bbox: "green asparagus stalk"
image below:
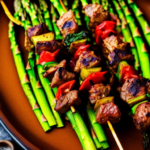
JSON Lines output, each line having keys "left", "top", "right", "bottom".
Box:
{"left": 72, "top": 0, "right": 82, "bottom": 26}
{"left": 35, "top": 54, "right": 64, "bottom": 127}
{"left": 50, "top": 0, "right": 66, "bottom": 16}
{"left": 33, "top": 2, "right": 44, "bottom": 23}
{"left": 73, "top": 111, "right": 97, "bottom": 150}
{"left": 38, "top": 0, "right": 53, "bottom": 31}
{"left": 18, "top": 0, "right": 57, "bottom": 127}
{"left": 21, "top": 0, "right": 38, "bottom": 26}
{"left": 101, "top": 0, "right": 108, "bottom": 10}
{"left": 112, "top": 0, "right": 150, "bottom": 79}
{"left": 86, "top": 108, "right": 107, "bottom": 142}
{"left": 80, "top": 0, "right": 88, "bottom": 6}
{"left": 26, "top": 52, "right": 56, "bottom": 126}
{"left": 91, "top": 128, "right": 102, "bottom": 149}
{"left": 109, "top": 2, "right": 140, "bottom": 70}
{"left": 8, "top": 20, "right": 50, "bottom": 131}
{"left": 66, "top": 110, "right": 86, "bottom": 150}
{"left": 50, "top": 4, "right": 62, "bottom": 39}
{"left": 62, "top": 0, "right": 68, "bottom": 10}
{"left": 126, "top": 0, "right": 150, "bottom": 47}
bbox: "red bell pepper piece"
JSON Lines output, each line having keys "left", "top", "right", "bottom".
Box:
{"left": 79, "top": 71, "right": 107, "bottom": 91}
{"left": 95, "top": 21, "right": 116, "bottom": 45}
{"left": 74, "top": 44, "right": 91, "bottom": 60}
{"left": 121, "top": 66, "right": 139, "bottom": 83}
{"left": 38, "top": 49, "right": 59, "bottom": 64}
{"left": 55, "top": 80, "right": 76, "bottom": 100}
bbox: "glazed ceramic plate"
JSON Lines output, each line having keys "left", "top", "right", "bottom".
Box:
{"left": 0, "top": 0, "right": 150, "bottom": 150}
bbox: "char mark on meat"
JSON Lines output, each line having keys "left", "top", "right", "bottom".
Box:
{"left": 74, "top": 51, "right": 101, "bottom": 73}
{"left": 96, "top": 102, "right": 121, "bottom": 124}
{"left": 36, "top": 40, "right": 63, "bottom": 54}
{"left": 133, "top": 102, "right": 150, "bottom": 132}
{"left": 89, "top": 84, "right": 111, "bottom": 104}
{"left": 103, "top": 35, "right": 129, "bottom": 53}
{"left": 84, "top": 4, "right": 110, "bottom": 32}
{"left": 108, "top": 48, "right": 134, "bottom": 66}
{"left": 55, "top": 90, "right": 81, "bottom": 114}
{"left": 27, "top": 23, "right": 49, "bottom": 40}
{"left": 50, "top": 67, "right": 76, "bottom": 88}
{"left": 120, "top": 78, "right": 146, "bottom": 103}
{"left": 56, "top": 10, "right": 79, "bottom": 38}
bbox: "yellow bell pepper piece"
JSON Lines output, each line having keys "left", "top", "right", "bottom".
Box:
{"left": 94, "top": 96, "right": 114, "bottom": 111}
{"left": 31, "top": 32, "right": 55, "bottom": 46}
{"left": 80, "top": 67, "right": 102, "bottom": 80}
{"left": 69, "top": 39, "right": 87, "bottom": 55}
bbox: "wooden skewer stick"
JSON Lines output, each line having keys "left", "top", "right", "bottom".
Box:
{"left": 0, "top": 0, "right": 22, "bottom": 26}
{"left": 70, "top": 106, "right": 76, "bottom": 113}
{"left": 107, "top": 120, "right": 124, "bottom": 150}
{"left": 59, "top": 0, "right": 67, "bottom": 12}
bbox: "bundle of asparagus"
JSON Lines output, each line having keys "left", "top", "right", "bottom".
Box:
{"left": 1, "top": 0, "right": 150, "bottom": 149}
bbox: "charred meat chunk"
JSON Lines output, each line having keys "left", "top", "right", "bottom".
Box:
{"left": 133, "top": 102, "right": 150, "bottom": 132}
{"left": 84, "top": 4, "right": 109, "bottom": 32}
{"left": 144, "top": 79, "right": 150, "bottom": 95}
{"left": 27, "top": 23, "right": 49, "bottom": 40}
{"left": 56, "top": 10, "right": 79, "bottom": 38}
{"left": 50, "top": 67, "right": 75, "bottom": 88}
{"left": 103, "top": 35, "right": 128, "bottom": 52}
{"left": 74, "top": 51, "right": 101, "bottom": 73}
{"left": 55, "top": 90, "right": 81, "bottom": 114}
{"left": 89, "top": 84, "right": 111, "bottom": 104}
{"left": 35, "top": 40, "right": 64, "bottom": 54}
{"left": 108, "top": 48, "right": 134, "bottom": 66}
{"left": 120, "top": 78, "right": 146, "bottom": 103}
{"left": 96, "top": 102, "right": 121, "bottom": 124}
{"left": 43, "top": 60, "right": 66, "bottom": 77}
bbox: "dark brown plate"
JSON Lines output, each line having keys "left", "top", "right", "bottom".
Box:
{"left": 0, "top": 0, "right": 150, "bottom": 150}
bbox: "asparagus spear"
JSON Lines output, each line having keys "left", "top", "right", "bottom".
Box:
{"left": 33, "top": 2, "right": 44, "bottom": 23}
{"left": 108, "top": 1, "right": 140, "bottom": 70}
{"left": 126, "top": 0, "right": 150, "bottom": 47}
{"left": 50, "top": 4, "right": 62, "bottom": 40}
{"left": 72, "top": 0, "right": 82, "bottom": 26}
{"left": 35, "top": 54, "right": 64, "bottom": 127}
{"left": 8, "top": 19, "right": 50, "bottom": 131}
{"left": 50, "top": 0, "right": 66, "bottom": 16}
{"left": 62, "top": 0, "right": 69, "bottom": 10}
{"left": 118, "top": 0, "right": 150, "bottom": 78}
{"left": 38, "top": 0, "right": 53, "bottom": 31}
{"left": 112, "top": 0, "right": 150, "bottom": 79}
{"left": 18, "top": 0, "right": 57, "bottom": 127}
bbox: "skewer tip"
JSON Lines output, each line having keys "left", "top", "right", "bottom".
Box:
{"left": 107, "top": 120, "right": 124, "bottom": 150}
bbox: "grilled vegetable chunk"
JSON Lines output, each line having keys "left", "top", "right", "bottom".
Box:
{"left": 31, "top": 32, "right": 55, "bottom": 46}
{"left": 27, "top": 23, "right": 49, "bottom": 39}
{"left": 55, "top": 90, "right": 81, "bottom": 114}
{"left": 35, "top": 40, "right": 64, "bottom": 54}
{"left": 50, "top": 67, "right": 76, "bottom": 88}
{"left": 74, "top": 51, "right": 101, "bottom": 73}
{"left": 120, "top": 78, "right": 146, "bottom": 103}
{"left": 43, "top": 60, "right": 66, "bottom": 77}
{"left": 96, "top": 102, "right": 121, "bottom": 124}
{"left": 56, "top": 10, "right": 79, "bottom": 38}
{"left": 89, "top": 84, "right": 111, "bottom": 104}
{"left": 64, "top": 31, "right": 87, "bottom": 50}
{"left": 84, "top": 4, "right": 109, "bottom": 32}
{"left": 133, "top": 102, "right": 150, "bottom": 132}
